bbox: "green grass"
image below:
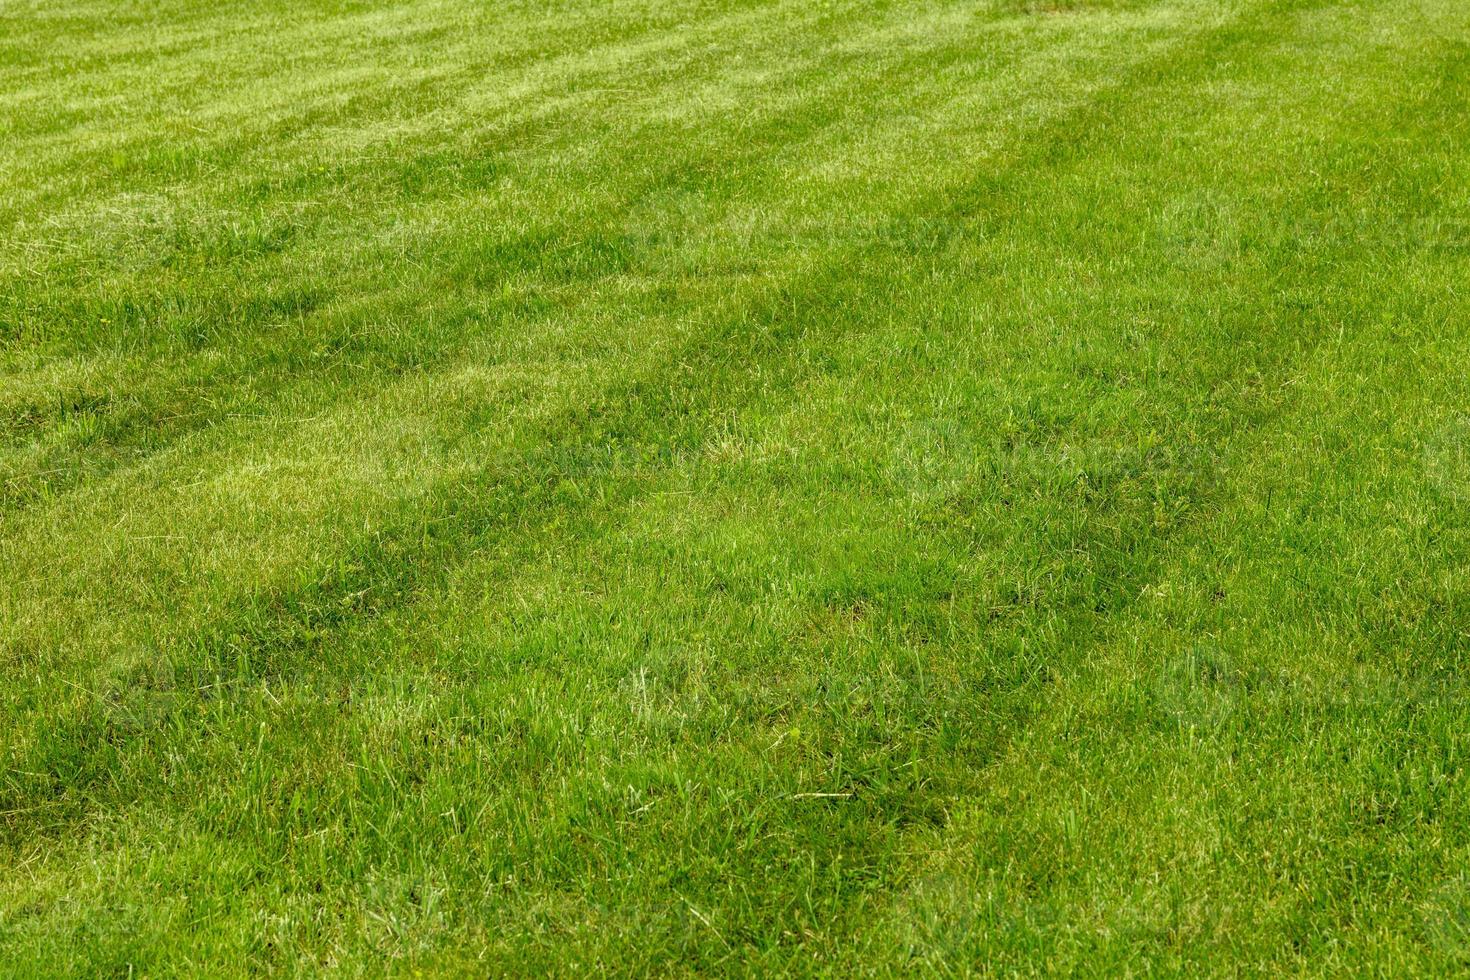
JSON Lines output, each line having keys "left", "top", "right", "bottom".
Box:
{"left": 3, "top": 0, "right": 1470, "bottom": 972}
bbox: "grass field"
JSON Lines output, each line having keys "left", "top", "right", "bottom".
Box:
{"left": 3, "top": 0, "right": 1470, "bottom": 972}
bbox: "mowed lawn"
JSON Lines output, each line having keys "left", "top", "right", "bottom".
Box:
{"left": 3, "top": 0, "right": 1470, "bottom": 972}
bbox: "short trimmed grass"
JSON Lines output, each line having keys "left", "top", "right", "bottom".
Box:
{"left": 4, "top": 0, "right": 1470, "bottom": 972}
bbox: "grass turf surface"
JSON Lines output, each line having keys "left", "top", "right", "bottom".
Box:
{"left": 3, "top": 0, "right": 1470, "bottom": 972}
